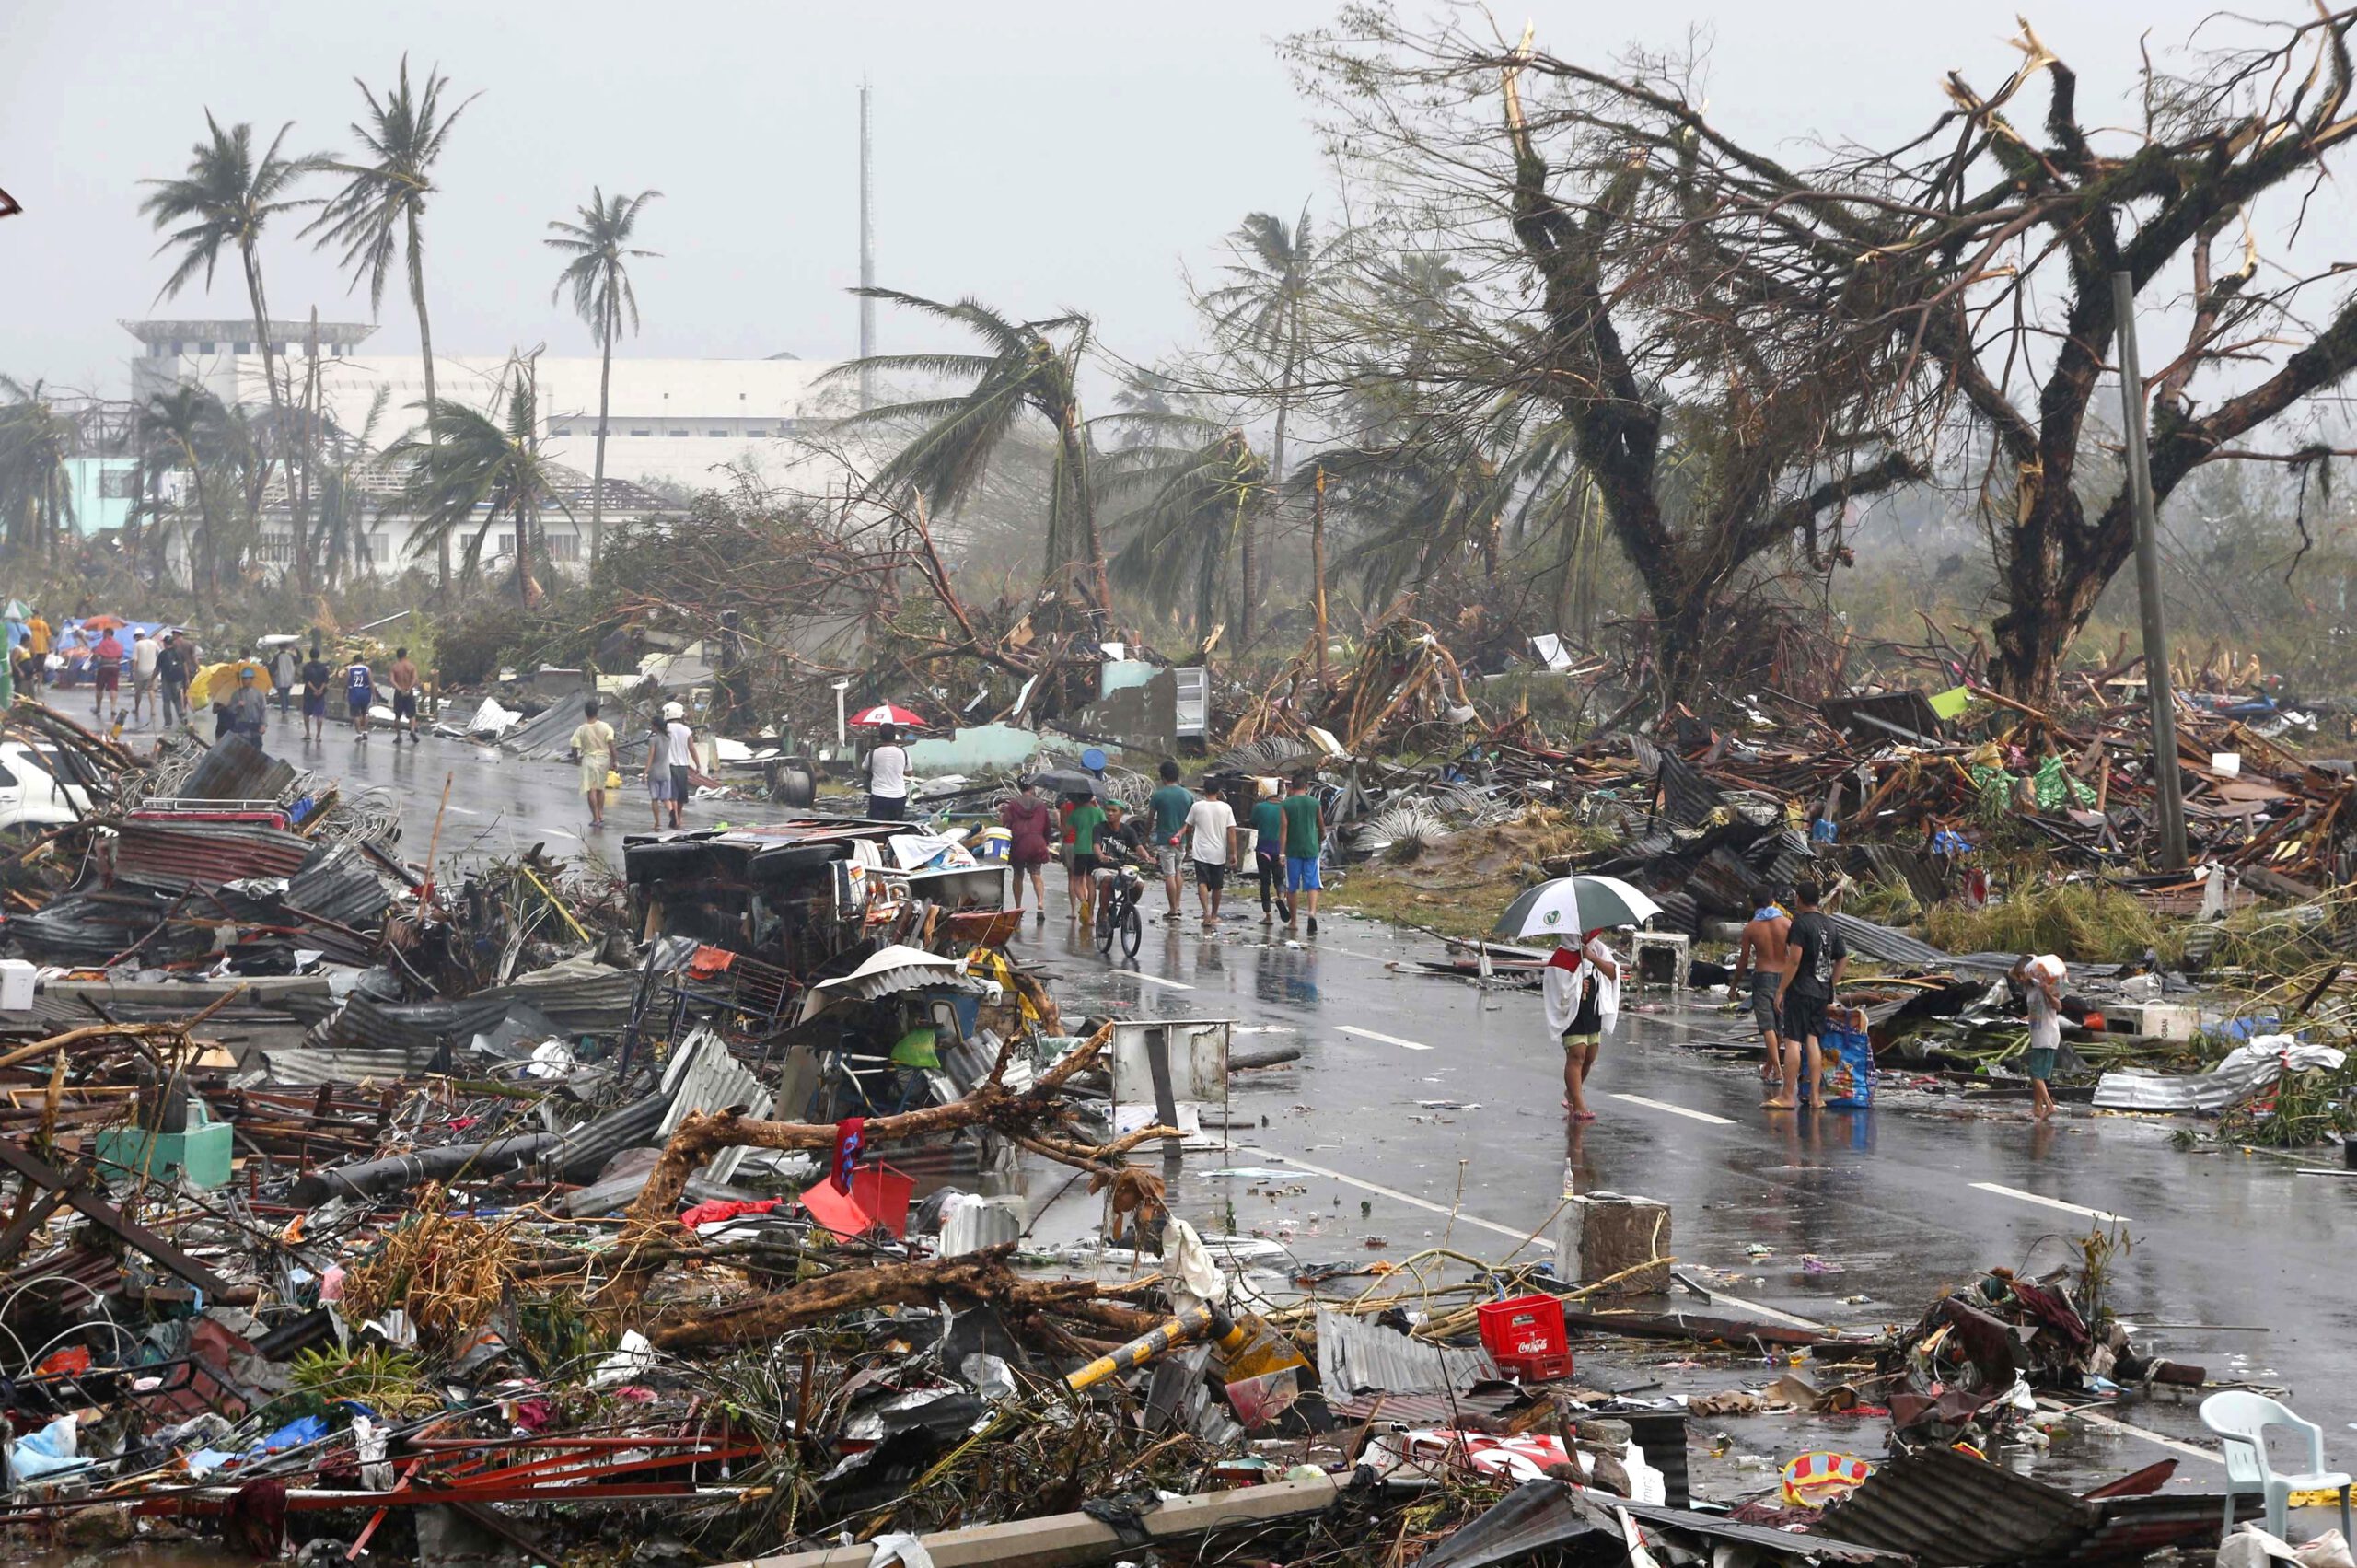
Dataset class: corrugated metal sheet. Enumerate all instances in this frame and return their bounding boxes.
[116,819,313,888]
[1812,1445,2096,1565]
[658,1028,774,1182]
[1316,1307,1499,1396]
[259,1043,451,1082]
[284,844,396,929]
[480,955,640,1034]
[1325,1386,1526,1423]
[1828,912,1955,967]
[181,734,299,803]
[1655,752,1729,827]
[319,992,518,1053]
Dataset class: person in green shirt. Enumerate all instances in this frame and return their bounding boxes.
[1281,773,1324,935]
[1249,787,1290,923]
[1064,794,1109,925]
[1146,760,1194,922]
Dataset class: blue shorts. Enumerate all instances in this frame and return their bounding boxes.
[1286,854,1322,892]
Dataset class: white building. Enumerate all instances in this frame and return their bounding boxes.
[121,318,856,495]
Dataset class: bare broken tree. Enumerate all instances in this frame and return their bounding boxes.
[1839,8,2357,700]
[1283,10,1930,707]
[1303,6,2357,704]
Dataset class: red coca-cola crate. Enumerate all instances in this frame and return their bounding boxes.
[1478,1294,1570,1373]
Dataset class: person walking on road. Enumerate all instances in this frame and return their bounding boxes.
[1732,898,1794,1094]
[226,666,270,744]
[571,697,617,830]
[270,644,299,719]
[130,630,160,726]
[1062,792,1109,927]
[156,634,188,727]
[1250,784,1291,923]
[344,654,377,741]
[1771,880,1848,1110]
[862,724,910,821]
[1545,928,1622,1121]
[23,611,50,692]
[662,702,695,830]
[300,643,331,743]
[388,647,421,743]
[90,629,124,724]
[644,713,673,830]
[2013,953,2067,1121]
[1281,774,1323,936]
[1185,785,1239,924]
[999,779,1054,922]
[1147,761,1193,922]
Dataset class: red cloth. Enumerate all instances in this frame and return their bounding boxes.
[678,1197,784,1231]
[831,1116,866,1193]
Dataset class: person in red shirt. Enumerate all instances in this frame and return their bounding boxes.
[90,631,124,723]
[999,780,1055,922]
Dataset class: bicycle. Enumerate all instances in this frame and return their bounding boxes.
[1093,860,1145,962]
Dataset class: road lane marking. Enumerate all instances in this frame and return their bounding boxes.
[1337,1025,1433,1051]
[2038,1399,2218,1462]
[1236,1145,1547,1248]
[1969,1181,2131,1225]
[1611,1094,1736,1125]
[1112,970,1193,990]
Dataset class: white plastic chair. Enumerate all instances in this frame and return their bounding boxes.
[2201,1390,2353,1543]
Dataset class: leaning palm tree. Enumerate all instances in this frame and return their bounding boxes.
[139,114,326,460]
[387,370,569,606]
[544,187,659,567]
[1196,205,1334,642]
[0,377,80,559]
[134,385,229,603]
[1106,427,1270,639]
[827,290,1110,614]
[307,57,478,593]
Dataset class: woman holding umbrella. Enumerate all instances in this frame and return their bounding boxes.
[1495,876,1658,1121]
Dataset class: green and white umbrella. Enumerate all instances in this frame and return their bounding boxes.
[1492,875,1662,940]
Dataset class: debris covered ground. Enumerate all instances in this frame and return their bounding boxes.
[1,635,2353,1568]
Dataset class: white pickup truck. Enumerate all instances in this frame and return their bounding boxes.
[0,739,94,835]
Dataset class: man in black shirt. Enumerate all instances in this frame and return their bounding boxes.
[1770,879,1847,1110]
[299,644,332,744]
[155,635,188,727]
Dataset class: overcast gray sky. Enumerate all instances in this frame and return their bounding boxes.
[0,0,2300,400]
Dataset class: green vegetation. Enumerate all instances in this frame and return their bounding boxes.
[1924,880,2179,967]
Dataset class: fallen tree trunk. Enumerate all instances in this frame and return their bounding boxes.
[603,1024,1174,1313]
[647,1243,1166,1351]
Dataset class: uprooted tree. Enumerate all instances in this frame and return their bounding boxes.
[1284,11,1931,709]
[1303,6,2357,706]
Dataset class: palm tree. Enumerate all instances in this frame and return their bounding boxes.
[1197,205,1334,643]
[0,377,79,559]
[139,115,326,477]
[308,56,478,593]
[545,187,659,567]
[134,385,228,603]
[316,388,392,585]
[388,366,569,606]
[828,290,1110,613]
[1107,428,1269,638]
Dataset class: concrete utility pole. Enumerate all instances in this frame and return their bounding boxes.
[858,81,876,411]
[2110,271,2189,871]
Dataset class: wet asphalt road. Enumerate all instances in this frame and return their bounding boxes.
[287,713,2357,1496]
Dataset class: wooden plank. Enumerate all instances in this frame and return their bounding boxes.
[723,1474,1343,1568]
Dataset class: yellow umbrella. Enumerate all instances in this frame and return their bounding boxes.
[189,659,273,705]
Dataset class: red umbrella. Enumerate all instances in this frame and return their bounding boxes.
[81,614,127,632]
[848,703,924,727]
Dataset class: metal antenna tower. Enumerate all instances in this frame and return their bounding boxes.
[858,80,875,410]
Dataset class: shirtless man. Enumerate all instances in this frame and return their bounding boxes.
[1731,897,1793,1095]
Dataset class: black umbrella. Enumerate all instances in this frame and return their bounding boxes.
[1026,768,1106,799]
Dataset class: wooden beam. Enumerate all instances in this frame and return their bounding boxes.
[717,1474,1342,1568]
